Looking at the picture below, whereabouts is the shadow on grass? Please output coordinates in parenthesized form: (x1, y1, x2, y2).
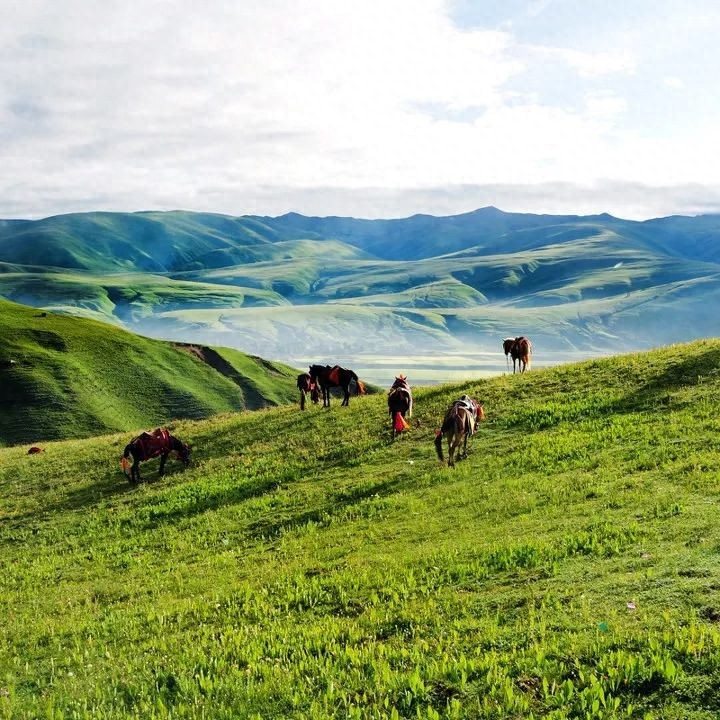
(501, 347, 720, 433)
(138, 474, 280, 528)
(612, 347, 720, 414)
(246, 474, 406, 540)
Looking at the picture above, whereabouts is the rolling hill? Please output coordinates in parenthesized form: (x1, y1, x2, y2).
(0, 299, 299, 446)
(2, 208, 720, 366)
(3, 342, 720, 717)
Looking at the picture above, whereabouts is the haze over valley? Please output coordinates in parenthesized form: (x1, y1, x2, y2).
(2, 206, 719, 381)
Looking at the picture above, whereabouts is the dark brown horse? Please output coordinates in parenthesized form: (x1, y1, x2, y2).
(121, 428, 191, 483)
(503, 336, 532, 374)
(434, 395, 485, 467)
(297, 372, 320, 410)
(309, 364, 366, 407)
(388, 374, 412, 439)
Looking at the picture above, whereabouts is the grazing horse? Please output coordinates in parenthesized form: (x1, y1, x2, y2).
(309, 364, 366, 407)
(121, 427, 191, 483)
(434, 395, 485, 467)
(388, 374, 413, 438)
(503, 336, 533, 374)
(297, 372, 320, 410)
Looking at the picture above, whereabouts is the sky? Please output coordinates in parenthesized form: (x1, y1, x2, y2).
(2, 0, 720, 220)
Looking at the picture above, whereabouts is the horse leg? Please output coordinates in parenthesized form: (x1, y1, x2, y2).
(342, 384, 350, 406)
(448, 437, 456, 467)
(300, 389, 306, 411)
(131, 459, 140, 483)
(159, 452, 168, 477)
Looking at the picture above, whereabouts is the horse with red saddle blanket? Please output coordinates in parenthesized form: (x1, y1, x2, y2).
(121, 427, 191, 483)
(308, 364, 366, 407)
(388, 374, 412, 439)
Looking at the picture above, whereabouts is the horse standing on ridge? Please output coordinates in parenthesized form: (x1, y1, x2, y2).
(308, 364, 366, 407)
(434, 395, 485, 467)
(503, 336, 533, 374)
(388, 374, 413, 439)
(121, 428, 191, 483)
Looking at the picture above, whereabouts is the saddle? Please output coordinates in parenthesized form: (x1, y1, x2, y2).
(134, 428, 171, 459)
(327, 366, 341, 385)
(453, 396, 479, 435)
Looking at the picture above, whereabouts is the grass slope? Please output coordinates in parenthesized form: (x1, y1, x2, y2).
(3, 342, 720, 717)
(0, 300, 299, 446)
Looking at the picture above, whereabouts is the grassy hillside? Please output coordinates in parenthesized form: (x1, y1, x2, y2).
(0, 299, 299, 446)
(3, 342, 720, 717)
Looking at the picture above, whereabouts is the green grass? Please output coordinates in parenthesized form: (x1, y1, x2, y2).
(0, 299, 299, 446)
(3, 340, 720, 717)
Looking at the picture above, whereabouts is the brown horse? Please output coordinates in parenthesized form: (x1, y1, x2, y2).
(388, 374, 412, 439)
(434, 395, 485, 467)
(121, 428, 191, 483)
(503, 336, 532, 374)
(297, 372, 320, 410)
(309, 364, 366, 407)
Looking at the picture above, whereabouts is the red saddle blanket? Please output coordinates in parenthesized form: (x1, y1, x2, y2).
(134, 428, 171, 458)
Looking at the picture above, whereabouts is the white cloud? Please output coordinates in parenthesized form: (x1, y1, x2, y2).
(0, 0, 718, 219)
(663, 76, 685, 89)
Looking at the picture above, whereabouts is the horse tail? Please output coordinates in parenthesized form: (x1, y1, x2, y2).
(434, 430, 444, 461)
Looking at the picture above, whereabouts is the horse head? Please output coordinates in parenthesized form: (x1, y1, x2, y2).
(475, 402, 486, 422)
(503, 338, 515, 356)
(308, 364, 324, 382)
(176, 441, 192, 467)
(391, 374, 409, 390)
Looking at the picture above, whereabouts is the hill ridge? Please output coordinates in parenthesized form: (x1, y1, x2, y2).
(0, 299, 299, 446)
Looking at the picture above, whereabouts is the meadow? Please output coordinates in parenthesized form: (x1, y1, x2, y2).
(3, 340, 720, 717)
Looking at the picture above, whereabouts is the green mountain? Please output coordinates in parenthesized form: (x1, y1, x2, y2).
(3, 341, 720, 717)
(0, 299, 299, 446)
(2, 208, 720, 364)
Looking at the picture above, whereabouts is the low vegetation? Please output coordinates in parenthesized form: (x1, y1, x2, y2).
(3, 340, 720, 717)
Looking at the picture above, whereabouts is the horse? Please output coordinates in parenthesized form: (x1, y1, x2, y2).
(308, 364, 366, 407)
(503, 336, 533, 374)
(297, 372, 320, 410)
(434, 395, 485, 467)
(121, 427, 191, 483)
(388, 374, 412, 439)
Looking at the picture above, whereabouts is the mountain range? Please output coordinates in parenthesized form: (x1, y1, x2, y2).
(2, 207, 720, 368)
